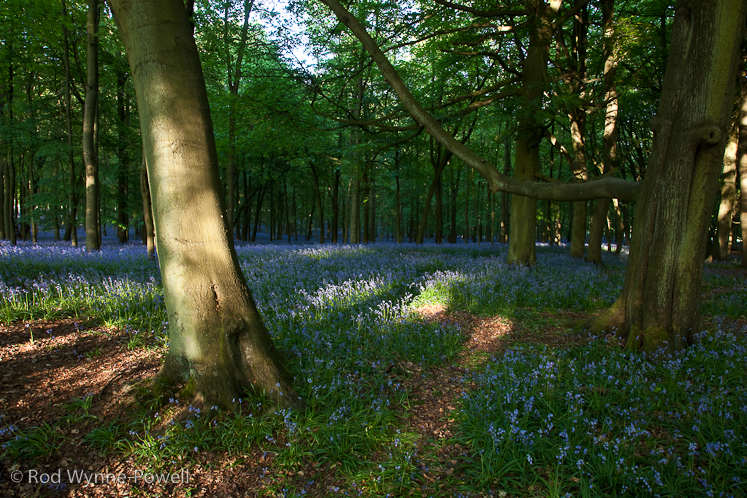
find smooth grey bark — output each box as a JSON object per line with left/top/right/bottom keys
{"left": 109, "top": 0, "right": 300, "bottom": 410}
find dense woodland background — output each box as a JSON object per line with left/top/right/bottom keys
{"left": 0, "top": 0, "right": 741, "bottom": 257}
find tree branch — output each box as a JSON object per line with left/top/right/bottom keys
{"left": 317, "top": 0, "right": 640, "bottom": 202}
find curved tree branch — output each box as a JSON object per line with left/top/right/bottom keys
{"left": 317, "top": 0, "right": 640, "bottom": 202}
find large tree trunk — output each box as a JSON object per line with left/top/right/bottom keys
{"left": 109, "top": 0, "right": 299, "bottom": 410}
{"left": 591, "top": 0, "right": 747, "bottom": 353}
{"left": 83, "top": 0, "right": 101, "bottom": 252}
{"left": 507, "top": 0, "right": 560, "bottom": 265}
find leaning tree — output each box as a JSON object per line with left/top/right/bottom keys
{"left": 107, "top": 0, "right": 301, "bottom": 410}
{"left": 321, "top": 0, "right": 747, "bottom": 353}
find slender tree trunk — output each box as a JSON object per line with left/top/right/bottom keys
{"left": 83, "top": 0, "right": 101, "bottom": 251}
{"left": 501, "top": 140, "right": 510, "bottom": 243}
{"left": 331, "top": 167, "right": 340, "bottom": 244}
{"left": 449, "top": 167, "right": 461, "bottom": 243}
{"left": 591, "top": 0, "right": 747, "bottom": 353}
{"left": 5, "top": 40, "right": 15, "bottom": 246}
{"left": 251, "top": 183, "right": 264, "bottom": 242}
{"left": 395, "top": 173, "right": 402, "bottom": 243}
{"left": 309, "top": 162, "right": 324, "bottom": 243}
{"left": 110, "top": 0, "right": 299, "bottom": 409}
{"left": 416, "top": 153, "right": 449, "bottom": 244}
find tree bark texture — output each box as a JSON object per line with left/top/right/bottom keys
{"left": 591, "top": 0, "right": 747, "bottom": 353}
{"left": 109, "top": 0, "right": 299, "bottom": 410}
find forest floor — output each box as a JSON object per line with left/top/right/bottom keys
{"left": 1, "top": 243, "right": 745, "bottom": 498}
{"left": 0, "top": 304, "right": 595, "bottom": 498}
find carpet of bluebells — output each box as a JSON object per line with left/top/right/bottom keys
{"left": 1, "top": 238, "right": 746, "bottom": 497}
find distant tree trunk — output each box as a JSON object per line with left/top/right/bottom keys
{"left": 416, "top": 150, "right": 449, "bottom": 244}
{"left": 5, "top": 40, "right": 16, "bottom": 246}
{"left": 309, "top": 161, "right": 324, "bottom": 243}
{"left": 331, "top": 167, "right": 340, "bottom": 244}
{"left": 368, "top": 183, "right": 376, "bottom": 242}
{"left": 501, "top": 139, "right": 510, "bottom": 243}
{"left": 714, "top": 127, "right": 738, "bottom": 260}
{"left": 111, "top": 0, "right": 299, "bottom": 410}
{"left": 242, "top": 170, "right": 250, "bottom": 242}
{"left": 362, "top": 174, "right": 369, "bottom": 244}
{"left": 591, "top": 0, "right": 747, "bottom": 353}
{"left": 395, "top": 173, "right": 402, "bottom": 243}
{"left": 251, "top": 183, "right": 264, "bottom": 242}
{"left": 463, "top": 172, "right": 469, "bottom": 243}
{"left": 83, "top": 0, "right": 101, "bottom": 252}
{"left": 449, "top": 167, "right": 461, "bottom": 243}
{"left": 139, "top": 154, "right": 155, "bottom": 259}
{"left": 349, "top": 174, "right": 360, "bottom": 244}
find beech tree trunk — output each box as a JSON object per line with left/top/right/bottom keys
{"left": 591, "top": 0, "right": 747, "bottom": 352}
{"left": 508, "top": 0, "right": 560, "bottom": 265}
{"left": 84, "top": 0, "right": 100, "bottom": 252}
{"left": 109, "top": 0, "right": 299, "bottom": 410}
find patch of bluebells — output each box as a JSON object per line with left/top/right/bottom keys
{"left": 458, "top": 325, "right": 747, "bottom": 496}
{"left": 0, "top": 239, "right": 165, "bottom": 331}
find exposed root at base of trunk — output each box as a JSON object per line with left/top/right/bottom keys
{"left": 585, "top": 297, "right": 626, "bottom": 338}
